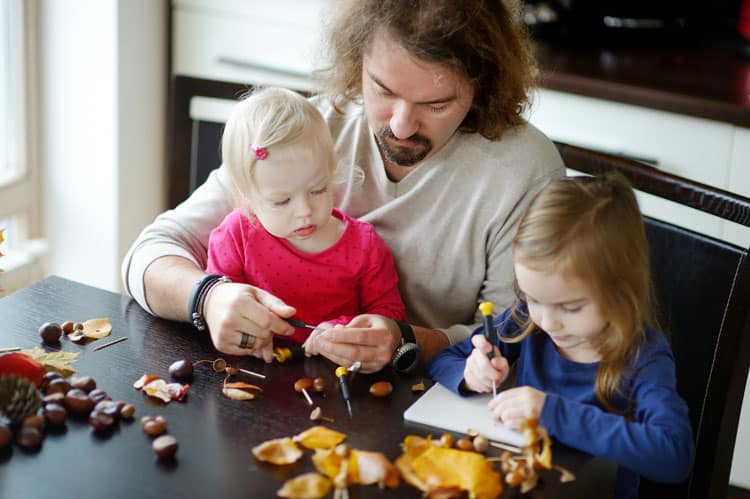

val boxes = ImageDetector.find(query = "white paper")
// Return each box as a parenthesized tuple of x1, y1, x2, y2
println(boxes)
(403, 383, 527, 447)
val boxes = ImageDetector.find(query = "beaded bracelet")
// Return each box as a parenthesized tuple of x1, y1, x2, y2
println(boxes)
(187, 274, 231, 331)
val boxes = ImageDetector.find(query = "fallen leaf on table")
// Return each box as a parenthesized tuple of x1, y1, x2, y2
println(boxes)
(142, 378, 172, 403)
(277, 472, 332, 498)
(395, 435, 503, 499)
(81, 318, 112, 339)
(252, 437, 304, 465)
(312, 447, 400, 489)
(223, 387, 256, 400)
(20, 347, 79, 377)
(293, 425, 347, 450)
(223, 381, 262, 391)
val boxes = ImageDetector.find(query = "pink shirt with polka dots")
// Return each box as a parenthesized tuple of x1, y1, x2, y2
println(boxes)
(206, 208, 406, 344)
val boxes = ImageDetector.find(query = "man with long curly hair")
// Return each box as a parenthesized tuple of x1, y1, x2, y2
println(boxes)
(123, 0, 564, 373)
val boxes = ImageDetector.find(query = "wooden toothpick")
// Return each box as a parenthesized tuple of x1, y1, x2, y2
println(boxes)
(0, 347, 22, 353)
(93, 336, 128, 351)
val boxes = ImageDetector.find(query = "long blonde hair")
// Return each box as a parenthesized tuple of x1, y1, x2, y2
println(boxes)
(222, 87, 338, 215)
(508, 173, 658, 413)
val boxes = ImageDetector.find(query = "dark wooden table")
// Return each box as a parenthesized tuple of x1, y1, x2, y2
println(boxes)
(0, 276, 615, 498)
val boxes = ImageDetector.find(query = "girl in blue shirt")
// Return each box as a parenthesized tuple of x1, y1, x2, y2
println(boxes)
(427, 173, 694, 498)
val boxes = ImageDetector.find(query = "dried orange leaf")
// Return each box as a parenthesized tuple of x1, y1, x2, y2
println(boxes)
(223, 387, 256, 400)
(142, 378, 172, 403)
(311, 447, 399, 488)
(133, 373, 161, 390)
(277, 472, 332, 498)
(82, 318, 112, 339)
(293, 425, 346, 450)
(252, 437, 304, 465)
(410, 446, 503, 499)
(353, 450, 400, 488)
(223, 381, 263, 391)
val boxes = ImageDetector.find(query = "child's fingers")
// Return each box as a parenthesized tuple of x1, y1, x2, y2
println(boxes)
(471, 334, 493, 355)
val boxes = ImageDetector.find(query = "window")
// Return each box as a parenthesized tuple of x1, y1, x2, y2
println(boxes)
(0, 0, 42, 292)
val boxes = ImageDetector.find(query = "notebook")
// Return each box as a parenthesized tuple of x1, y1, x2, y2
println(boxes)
(403, 383, 527, 448)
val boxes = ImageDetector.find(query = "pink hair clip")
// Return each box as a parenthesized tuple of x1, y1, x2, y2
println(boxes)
(252, 146, 268, 160)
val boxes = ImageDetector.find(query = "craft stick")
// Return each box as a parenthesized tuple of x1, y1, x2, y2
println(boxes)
(489, 440, 522, 454)
(238, 368, 266, 380)
(93, 336, 128, 351)
(0, 347, 22, 353)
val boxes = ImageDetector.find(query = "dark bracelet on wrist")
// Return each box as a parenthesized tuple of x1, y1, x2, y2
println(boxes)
(187, 274, 230, 331)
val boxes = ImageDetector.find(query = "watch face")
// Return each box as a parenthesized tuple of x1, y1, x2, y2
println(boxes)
(395, 345, 419, 372)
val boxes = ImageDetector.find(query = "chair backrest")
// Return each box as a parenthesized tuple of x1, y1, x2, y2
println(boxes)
(167, 75, 255, 208)
(168, 75, 310, 208)
(554, 142, 750, 499)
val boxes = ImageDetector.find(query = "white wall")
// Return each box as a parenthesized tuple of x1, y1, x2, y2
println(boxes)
(40, 0, 167, 293)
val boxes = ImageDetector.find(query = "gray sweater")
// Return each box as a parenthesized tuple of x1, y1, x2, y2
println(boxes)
(122, 98, 564, 344)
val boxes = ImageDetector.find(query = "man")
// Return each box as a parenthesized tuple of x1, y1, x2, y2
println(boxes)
(122, 0, 564, 373)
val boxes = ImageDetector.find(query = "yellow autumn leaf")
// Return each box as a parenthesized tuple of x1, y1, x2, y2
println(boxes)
(411, 446, 503, 499)
(21, 347, 79, 377)
(252, 437, 304, 465)
(222, 387, 255, 400)
(277, 472, 332, 499)
(293, 425, 346, 450)
(82, 318, 112, 339)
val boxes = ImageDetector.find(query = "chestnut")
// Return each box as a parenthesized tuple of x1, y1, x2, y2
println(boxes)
(40, 371, 63, 391)
(45, 378, 71, 396)
(120, 403, 136, 420)
(168, 358, 194, 380)
(88, 410, 115, 433)
(16, 426, 43, 450)
(0, 424, 13, 449)
(312, 377, 327, 393)
(94, 400, 120, 418)
(64, 388, 95, 416)
(38, 322, 62, 344)
(88, 389, 110, 404)
(143, 418, 167, 437)
(44, 403, 68, 427)
(22, 414, 45, 431)
(71, 376, 97, 393)
(369, 381, 393, 398)
(152, 434, 178, 459)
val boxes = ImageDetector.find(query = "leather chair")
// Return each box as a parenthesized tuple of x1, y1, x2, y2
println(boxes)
(555, 142, 750, 499)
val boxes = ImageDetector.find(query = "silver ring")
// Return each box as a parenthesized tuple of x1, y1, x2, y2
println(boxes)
(239, 333, 256, 348)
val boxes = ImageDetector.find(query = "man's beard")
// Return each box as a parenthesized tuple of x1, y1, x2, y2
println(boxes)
(375, 126, 432, 167)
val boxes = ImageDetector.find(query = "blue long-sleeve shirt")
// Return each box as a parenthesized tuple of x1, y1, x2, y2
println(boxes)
(427, 305, 695, 499)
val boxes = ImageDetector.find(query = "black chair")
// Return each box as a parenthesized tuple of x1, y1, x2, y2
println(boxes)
(555, 142, 750, 499)
(167, 75, 309, 208)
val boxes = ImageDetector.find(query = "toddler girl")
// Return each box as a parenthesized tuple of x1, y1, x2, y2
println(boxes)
(206, 87, 405, 345)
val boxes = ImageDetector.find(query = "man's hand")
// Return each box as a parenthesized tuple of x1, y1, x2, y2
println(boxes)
(304, 314, 400, 373)
(463, 334, 510, 393)
(203, 282, 296, 362)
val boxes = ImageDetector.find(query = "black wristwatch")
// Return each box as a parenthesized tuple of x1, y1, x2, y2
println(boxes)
(391, 319, 420, 373)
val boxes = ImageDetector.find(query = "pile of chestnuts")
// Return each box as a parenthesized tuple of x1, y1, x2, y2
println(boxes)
(0, 372, 136, 453)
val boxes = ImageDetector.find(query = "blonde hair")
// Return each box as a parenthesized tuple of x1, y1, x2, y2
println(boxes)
(507, 172, 658, 414)
(314, 0, 537, 140)
(222, 87, 338, 214)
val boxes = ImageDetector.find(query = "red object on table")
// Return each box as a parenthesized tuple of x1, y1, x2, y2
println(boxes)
(740, 0, 750, 40)
(0, 352, 45, 386)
